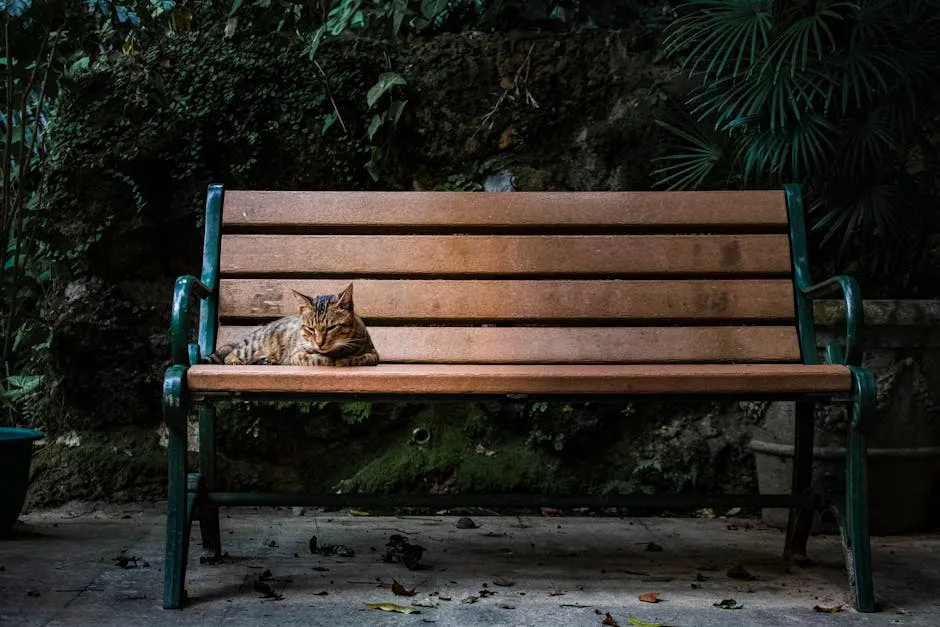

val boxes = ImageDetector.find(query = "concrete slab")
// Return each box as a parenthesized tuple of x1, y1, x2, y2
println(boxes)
(0, 503, 937, 626)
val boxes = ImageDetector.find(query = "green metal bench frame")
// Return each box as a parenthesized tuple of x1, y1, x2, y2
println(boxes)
(162, 184, 876, 611)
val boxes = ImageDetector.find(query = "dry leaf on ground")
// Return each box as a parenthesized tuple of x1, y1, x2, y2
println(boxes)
(602, 612, 621, 626)
(366, 602, 419, 614)
(391, 579, 417, 596)
(813, 604, 844, 613)
(727, 564, 756, 580)
(638, 592, 660, 603)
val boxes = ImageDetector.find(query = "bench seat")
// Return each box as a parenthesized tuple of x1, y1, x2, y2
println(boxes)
(187, 363, 853, 396)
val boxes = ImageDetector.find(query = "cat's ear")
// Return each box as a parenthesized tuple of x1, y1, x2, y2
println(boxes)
(334, 283, 354, 311)
(291, 289, 315, 313)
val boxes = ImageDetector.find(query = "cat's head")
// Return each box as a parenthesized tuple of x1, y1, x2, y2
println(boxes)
(291, 284, 359, 355)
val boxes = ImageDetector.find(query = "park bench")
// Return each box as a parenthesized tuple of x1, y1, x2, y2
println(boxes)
(162, 184, 876, 611)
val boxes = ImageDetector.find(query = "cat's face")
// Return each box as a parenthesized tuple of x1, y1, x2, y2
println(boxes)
(292, 284, 358, 355)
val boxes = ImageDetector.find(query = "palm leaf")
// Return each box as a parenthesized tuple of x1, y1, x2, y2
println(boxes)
(663, 0, 772, 81)
(651, 120, 728, 190)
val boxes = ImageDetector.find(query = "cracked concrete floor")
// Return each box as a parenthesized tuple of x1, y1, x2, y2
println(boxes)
(1, 502, 938, 626)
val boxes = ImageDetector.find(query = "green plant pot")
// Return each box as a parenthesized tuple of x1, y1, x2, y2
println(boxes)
(0, 427, 43, 534)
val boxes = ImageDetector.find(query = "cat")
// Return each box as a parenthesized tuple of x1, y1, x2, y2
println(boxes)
(206, 283, 379, 367)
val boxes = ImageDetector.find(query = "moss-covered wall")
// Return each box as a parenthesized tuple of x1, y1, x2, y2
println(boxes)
(28, 24, 765, 507)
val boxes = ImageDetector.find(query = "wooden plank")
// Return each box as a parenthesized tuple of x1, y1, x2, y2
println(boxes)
(219, 279, 796, 322)
(221, 190, 788, 229)
(215, 326, 802, 363)
(187, 363, 852, 395)
(219, 235, 792, 276)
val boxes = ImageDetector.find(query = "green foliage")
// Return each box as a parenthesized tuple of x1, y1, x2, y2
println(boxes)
(340, 401, 373, 424)
(334, 403, 568, 494)
(656, 0, 940, 259)
(1, 0, 151, 427)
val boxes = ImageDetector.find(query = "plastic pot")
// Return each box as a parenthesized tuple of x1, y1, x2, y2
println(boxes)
(0, 427, 43, 534)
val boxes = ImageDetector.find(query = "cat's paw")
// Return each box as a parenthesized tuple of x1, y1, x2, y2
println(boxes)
(290, 351, 333, 366)
(223, 353, 244, 365)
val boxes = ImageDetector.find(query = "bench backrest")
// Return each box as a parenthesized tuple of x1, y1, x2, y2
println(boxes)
(204, 189, 803, 364)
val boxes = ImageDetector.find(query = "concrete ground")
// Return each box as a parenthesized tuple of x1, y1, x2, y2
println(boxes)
(0, 503, 937, 626)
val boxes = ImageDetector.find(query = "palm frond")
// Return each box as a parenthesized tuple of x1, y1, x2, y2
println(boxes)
(663, 0, 772, 82)
(651, 120, 728, 190)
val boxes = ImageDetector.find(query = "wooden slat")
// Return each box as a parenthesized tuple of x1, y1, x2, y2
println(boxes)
(186, 364, 852, 395)
(219, 235, 792, 276)
(219, 279, 796, 322)
(215, 326, 801, 363)
(221, 190, 788, 229)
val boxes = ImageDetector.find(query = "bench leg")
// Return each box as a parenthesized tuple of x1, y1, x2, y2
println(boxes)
(784, 400, 816, 560)
(841, 368, 876, 612)
(163, 366, 192, 609)
(197, 405, 222, 556)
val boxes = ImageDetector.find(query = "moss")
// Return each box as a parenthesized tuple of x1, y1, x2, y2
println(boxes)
(27, 427, 166, 507)
(335, 403, 570, 494)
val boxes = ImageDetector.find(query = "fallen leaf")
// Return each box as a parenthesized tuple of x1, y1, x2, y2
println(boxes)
(549, 590, 565, 596)
(412, 597, 437, 608)
(541, 507, 561, 517)
(644, 542, 664, 552)
(366, 602, 419, 614)
(602, 612, 621, 626)
(392, 579, 417, 596)
(727, 564, 756, 580)
(478, 589, 496, 598)
(493, 576, 515, 587)
(498, 126, 514, 150)
(628, 618, 665, 627)
(349, 509, 371, 516)
(252, 580, 283, 601)
(439, 596, 451, 601)
(726, 507, 742, 516)
(693, 508, 717, 518)
(713, 598, 744, 610)
(638, 592, 660, 603)
(461, 595, 479, 604)
(813, 604, 843, 613)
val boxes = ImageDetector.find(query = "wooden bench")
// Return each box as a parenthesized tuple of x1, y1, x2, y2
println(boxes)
(163, 184, 876, 611)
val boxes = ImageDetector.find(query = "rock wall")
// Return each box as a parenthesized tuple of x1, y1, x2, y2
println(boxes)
(26, 24, 940, 525)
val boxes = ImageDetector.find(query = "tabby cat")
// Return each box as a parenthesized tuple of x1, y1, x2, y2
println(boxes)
(207, 284, 379, 366)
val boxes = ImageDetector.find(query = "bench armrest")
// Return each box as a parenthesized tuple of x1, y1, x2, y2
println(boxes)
(171, 275, 212, 366)
(800, 275, 863, 367)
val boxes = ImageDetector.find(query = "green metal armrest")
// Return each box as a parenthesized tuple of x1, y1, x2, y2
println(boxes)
(800, 275, 863, 367)
(170, 275, 212, 366)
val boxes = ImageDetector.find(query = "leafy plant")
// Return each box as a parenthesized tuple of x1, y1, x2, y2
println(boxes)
(655, 0, 940, 259)
(1, 0, 148, 425)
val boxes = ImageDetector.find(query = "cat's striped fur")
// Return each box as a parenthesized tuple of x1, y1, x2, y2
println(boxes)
(206, 284, 379, 366)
